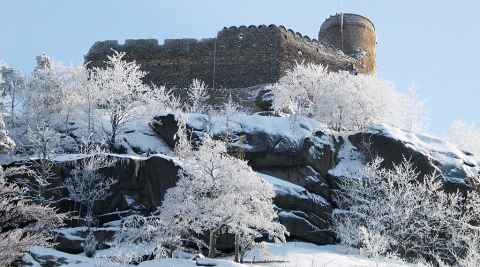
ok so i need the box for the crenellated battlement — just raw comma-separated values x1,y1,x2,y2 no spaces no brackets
87,23,355,66
89,38,209,55
85,13,375,89
217,24,324,45
124,39,159,47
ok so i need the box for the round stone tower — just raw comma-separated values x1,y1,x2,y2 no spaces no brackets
319,13,376,74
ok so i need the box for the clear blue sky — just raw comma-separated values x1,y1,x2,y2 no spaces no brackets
1,1,478,135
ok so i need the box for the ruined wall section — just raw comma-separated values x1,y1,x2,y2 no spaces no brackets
84,25,363,89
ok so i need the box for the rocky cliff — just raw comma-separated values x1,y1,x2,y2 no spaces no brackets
12,113,479,260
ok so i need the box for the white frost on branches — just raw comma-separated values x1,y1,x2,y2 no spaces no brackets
89,51,150,146
334,157,480,265
143,84,182,117
160,133,286,261
0,116,15,153
448,120,480,158
271,63,427,132
0,179,65,266
115,121,286,262
0,62,25,127
187,79,209,113
0,115,65,266
65,145,117,229
64,145,117,257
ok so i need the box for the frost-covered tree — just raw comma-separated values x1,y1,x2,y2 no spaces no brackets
56,65,87,135
0,115,65,266
401,87,428,132
0,63,25,127
271,63,427,131
142,84,182,118
159,133,286,260
64,145,117,257
334,157,471,264
5,52,178,150
448,120,480,158
435,175,480,266
219,93,241,143
0,177,66,266
34,53,51,71
27,122,57,160
23,55,65,127
0,62,5,84
0,116,16,153
113,214,182,261
22,123,58,204
89,51,149,146
187,79,209,113
28,57,86,134
18,55,88,153
81,78,99,139
449,234,480,267
114,116,285,261
0,66,59,202
173,112,193,159
65,146,116,223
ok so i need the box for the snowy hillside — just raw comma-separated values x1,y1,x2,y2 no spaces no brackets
2,53,480,267
1,112,476,267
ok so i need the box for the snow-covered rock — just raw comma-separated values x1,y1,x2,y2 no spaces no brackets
53,227,117,254
27,247,91,267
151,113,338,174
116,119,172,155
349,124,480,189
151,113,339,245
150,113,480,245
9,113,480,261
5,153,181,227
11,114,173,157
260,165,332,200
260,173,331,217
259,173,334,244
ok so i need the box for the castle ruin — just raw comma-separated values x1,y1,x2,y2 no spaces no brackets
85,13,376,89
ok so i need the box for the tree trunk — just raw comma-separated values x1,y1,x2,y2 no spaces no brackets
110,126,117,147
208,230,217,258
65,112,70,135
234,233,240,262
88,99,92,136
86,202,94,229
10,85,15,128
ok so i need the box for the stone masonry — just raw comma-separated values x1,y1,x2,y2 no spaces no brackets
85,13,376,89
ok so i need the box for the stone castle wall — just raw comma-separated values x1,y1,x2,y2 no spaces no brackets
319,13,376,74
277,25,359,75
85,24,364,89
